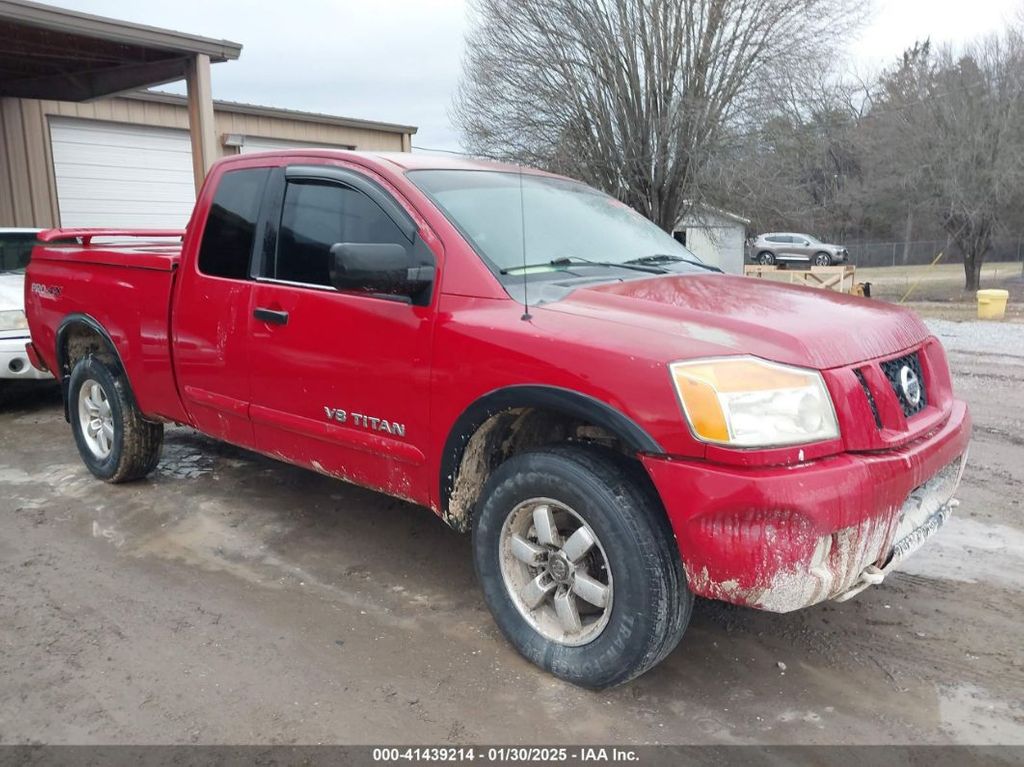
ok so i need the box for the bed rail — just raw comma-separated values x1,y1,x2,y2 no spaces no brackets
38,229,185,246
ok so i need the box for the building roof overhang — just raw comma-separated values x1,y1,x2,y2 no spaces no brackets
0,0,241,101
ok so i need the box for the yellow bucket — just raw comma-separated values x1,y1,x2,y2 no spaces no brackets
977,289,1009,320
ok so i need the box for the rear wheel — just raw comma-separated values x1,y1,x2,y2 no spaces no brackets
69,355,163,482
814,252,832,266
472,445,692,688
757,251,776,265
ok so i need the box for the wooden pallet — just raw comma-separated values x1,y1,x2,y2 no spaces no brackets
743,264,858,293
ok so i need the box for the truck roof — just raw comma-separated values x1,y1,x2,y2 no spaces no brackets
228,148,553,176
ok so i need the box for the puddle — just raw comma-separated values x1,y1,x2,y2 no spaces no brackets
87,497,420,630
90,498,293,587
0,467,37,484
898,516,1024,590
155,435,216,480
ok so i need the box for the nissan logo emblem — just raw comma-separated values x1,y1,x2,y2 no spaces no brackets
899,365,922,406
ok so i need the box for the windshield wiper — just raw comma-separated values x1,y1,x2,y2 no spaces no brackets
501,256,668,275
624,254,723,273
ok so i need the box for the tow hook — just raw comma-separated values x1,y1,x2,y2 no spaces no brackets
834,564,886,602
861,565,886,586
834,497,961,604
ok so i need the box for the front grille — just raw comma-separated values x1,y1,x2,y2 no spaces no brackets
880,352,927,418
854,368,882,428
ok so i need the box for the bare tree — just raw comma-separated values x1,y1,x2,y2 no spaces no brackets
715,69,870,238
861,32,1024,289
454,0,864,232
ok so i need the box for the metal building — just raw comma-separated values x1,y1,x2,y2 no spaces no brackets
0,0,416,229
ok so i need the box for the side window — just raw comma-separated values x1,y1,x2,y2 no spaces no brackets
268,180,409,287
197,168,270,279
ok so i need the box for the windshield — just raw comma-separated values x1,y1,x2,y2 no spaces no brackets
408,170,706,280
0,234,38,274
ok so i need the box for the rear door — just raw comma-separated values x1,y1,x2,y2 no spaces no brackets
245,165,438,504
171,166,271,448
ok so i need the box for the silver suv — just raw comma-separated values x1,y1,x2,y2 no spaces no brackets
751,233,849,266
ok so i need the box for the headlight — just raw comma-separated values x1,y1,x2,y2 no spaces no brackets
670,357,839,447
0,310,28,332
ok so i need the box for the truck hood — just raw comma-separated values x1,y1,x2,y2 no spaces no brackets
0,272,25,312
543,274,930,370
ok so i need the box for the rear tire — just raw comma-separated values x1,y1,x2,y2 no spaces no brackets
68,355,163,483
757,251,775,265
472,445,692,689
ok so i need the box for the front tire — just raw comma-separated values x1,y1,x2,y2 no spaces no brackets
814,252,832,266
69,355,163,483
472,445,692,689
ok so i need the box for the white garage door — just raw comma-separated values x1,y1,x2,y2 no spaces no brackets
239,137,351,154
49,117,196,229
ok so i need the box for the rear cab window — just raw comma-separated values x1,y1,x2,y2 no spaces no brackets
197,168,270,279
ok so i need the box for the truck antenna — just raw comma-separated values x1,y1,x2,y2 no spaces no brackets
519,165,531,321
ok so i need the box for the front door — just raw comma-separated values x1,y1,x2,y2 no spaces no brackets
791,236,813,262
774,235,798,261
246,166,437,505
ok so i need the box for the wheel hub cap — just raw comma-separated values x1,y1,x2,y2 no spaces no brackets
78,379,114,459
547,553,573,584
499,498,613,646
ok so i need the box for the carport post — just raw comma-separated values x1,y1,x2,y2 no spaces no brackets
185,54,218,195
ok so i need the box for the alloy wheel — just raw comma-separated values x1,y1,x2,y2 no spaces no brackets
78,379,114,459
498,497,613,646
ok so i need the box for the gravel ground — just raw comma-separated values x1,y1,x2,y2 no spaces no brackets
925,319,1024,357
1,320,1022,745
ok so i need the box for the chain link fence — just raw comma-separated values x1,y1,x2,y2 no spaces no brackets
844,237,1024,268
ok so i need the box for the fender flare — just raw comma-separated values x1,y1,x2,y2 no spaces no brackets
54,313,130,420
439,384,663,518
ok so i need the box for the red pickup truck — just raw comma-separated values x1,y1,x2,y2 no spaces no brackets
25,150,971,688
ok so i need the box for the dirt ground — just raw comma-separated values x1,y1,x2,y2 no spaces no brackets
1,318,1022,746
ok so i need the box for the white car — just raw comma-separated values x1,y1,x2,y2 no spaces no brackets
1,229,52,384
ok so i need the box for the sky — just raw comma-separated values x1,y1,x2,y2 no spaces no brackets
40,0,1024,152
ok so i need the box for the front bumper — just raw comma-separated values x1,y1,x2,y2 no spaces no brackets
642,399,971,612
0,336,52,381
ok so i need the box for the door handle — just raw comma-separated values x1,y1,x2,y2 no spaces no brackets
254,307,289,325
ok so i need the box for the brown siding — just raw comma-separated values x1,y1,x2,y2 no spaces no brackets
1,95,411,227
212,109,404,151
0,98,56,227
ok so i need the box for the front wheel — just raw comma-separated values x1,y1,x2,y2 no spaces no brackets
472,445,692,688
813,252,833,266
69,355,163,482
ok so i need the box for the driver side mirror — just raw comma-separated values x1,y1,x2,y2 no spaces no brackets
329,241,434,303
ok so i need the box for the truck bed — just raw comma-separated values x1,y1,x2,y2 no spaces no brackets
35,228,183,271
27,229,188,423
